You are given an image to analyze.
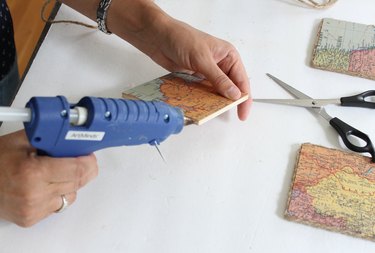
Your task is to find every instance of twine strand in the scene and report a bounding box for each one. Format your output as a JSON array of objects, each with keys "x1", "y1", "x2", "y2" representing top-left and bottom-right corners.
[
  {"x1": 41, "y1": 0, "x2": 97, "y2": 29},
  {"x1": 296, "y1": 0, "x2": 338, "y2": 9}
]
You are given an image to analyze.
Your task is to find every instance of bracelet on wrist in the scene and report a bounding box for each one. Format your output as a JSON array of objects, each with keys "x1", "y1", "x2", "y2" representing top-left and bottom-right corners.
[{"x1": 97, "y1": 0, "x2": 113, "y2": 34}]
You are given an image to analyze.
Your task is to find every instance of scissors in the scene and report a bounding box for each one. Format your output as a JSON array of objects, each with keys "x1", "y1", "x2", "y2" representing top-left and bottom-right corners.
[{"x1": 254, "y1": 73, "x2": 375, "y2": 162}]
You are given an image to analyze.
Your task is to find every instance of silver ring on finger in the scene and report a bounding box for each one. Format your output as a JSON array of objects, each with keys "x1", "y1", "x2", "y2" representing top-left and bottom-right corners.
[{"x1": 55, "y1": 194, "x2": 69, "y2": 213}]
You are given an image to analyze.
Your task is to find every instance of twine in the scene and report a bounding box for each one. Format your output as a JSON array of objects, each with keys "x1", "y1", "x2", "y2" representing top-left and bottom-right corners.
[
  {"x1": 41, "y1": 0, "x2": 97, "y2": 29},
  {"x1": 296, "y1": 0, "x2": 338, "y2": 9}
]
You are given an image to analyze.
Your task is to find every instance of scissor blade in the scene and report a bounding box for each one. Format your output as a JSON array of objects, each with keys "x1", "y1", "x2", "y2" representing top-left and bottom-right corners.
[
  {"x1": 266, "y1": 73, "x2": 312, "y2": 99},
  {"x1": 317, "y1": 107, "x2": 333, "y2": 122},
  {"x1": 265, "y1": 73, "x2": 324, "y2": 116},
  {"x1": 253, "y1": 98, "x2": 341, "y2": 108}
]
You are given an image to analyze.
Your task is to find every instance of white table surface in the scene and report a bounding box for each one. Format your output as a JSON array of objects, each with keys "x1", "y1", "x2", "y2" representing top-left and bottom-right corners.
[{"x1": 1, "y1": 0, "x2": 375, "y2": 252}]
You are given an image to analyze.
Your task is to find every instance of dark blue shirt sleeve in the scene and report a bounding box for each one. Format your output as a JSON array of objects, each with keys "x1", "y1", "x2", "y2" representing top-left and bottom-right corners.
[{"x1": 0, "y1": 0, "x2": 16, "y2": 81}]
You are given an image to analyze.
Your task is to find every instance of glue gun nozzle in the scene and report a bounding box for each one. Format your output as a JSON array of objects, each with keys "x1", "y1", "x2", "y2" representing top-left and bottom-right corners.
[{"x1": 152, "y1": 140, "x2": 166, "y2": 163}]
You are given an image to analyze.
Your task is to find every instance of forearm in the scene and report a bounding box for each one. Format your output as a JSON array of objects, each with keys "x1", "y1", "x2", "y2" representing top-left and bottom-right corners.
[
  {"x1": 60, "y1": 0, "x2": 251, "y2": 120},
  {"x1": 60, "y1": 0, "x2": 171, "y2": 54}
]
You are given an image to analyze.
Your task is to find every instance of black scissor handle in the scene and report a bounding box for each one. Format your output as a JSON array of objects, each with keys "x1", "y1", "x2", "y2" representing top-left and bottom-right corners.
[
  {"x1": 329, "y1": 117, "x2": 375, "y2": 162},
  {"x1": 340, "y1": 90, "x2": 375, "y2": 109}
]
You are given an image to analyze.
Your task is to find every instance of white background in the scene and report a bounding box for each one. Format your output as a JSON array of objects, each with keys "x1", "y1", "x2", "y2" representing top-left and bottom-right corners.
[{"x1": 1, "y1": 0, "x2": 375, "y2": 252}]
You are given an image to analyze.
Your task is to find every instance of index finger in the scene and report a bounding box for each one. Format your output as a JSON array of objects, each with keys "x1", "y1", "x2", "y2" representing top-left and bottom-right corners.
[{"x1": 225, "y1": 59, "x2": 252, "y2": 120}]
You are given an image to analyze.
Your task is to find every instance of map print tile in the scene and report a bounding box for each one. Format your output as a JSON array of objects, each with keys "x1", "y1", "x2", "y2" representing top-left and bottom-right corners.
[
  {"x1": 122, "y1": 72, "x2": 249, "y2": 125},
  {"x1": 285, "y1": 143, "x2": 375, "y2": 241},
  {"x1": 311, "y1": 18, "x2": 375, "y2": 80}
]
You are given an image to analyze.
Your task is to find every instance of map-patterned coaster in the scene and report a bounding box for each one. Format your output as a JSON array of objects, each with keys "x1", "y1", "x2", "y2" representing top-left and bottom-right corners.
[
  {"x1": 311, "y1": 18, "x2": 375, "y2": 80},
  {"x1": 285, "y1": 143, "x2": 375, "y2": 241},
  {"x1": 122, "y1": 72, "x2": 249, "y2": 125}
]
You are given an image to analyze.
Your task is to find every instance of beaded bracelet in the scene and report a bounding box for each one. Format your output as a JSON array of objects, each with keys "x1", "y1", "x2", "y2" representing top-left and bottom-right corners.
[{"x1": 97, "y1": 0, "x2": 113, "y2": 34}]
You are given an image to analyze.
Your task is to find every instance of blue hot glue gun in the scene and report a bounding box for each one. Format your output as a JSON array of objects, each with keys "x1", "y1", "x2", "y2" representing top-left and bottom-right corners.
[{"x1": 0, "y1": 96, "x2": 184, "y2": 157}]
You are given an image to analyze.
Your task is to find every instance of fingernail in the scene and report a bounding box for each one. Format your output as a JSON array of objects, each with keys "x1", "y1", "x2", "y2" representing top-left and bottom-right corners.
[{"x1": 226, "y1": 86, "x2": 241, "y2": 100}]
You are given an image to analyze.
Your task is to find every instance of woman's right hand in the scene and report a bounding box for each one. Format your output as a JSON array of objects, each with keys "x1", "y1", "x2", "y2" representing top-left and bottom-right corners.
[{"x1": 0, "y1": 130, "x2": 98, "y2": 227}]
